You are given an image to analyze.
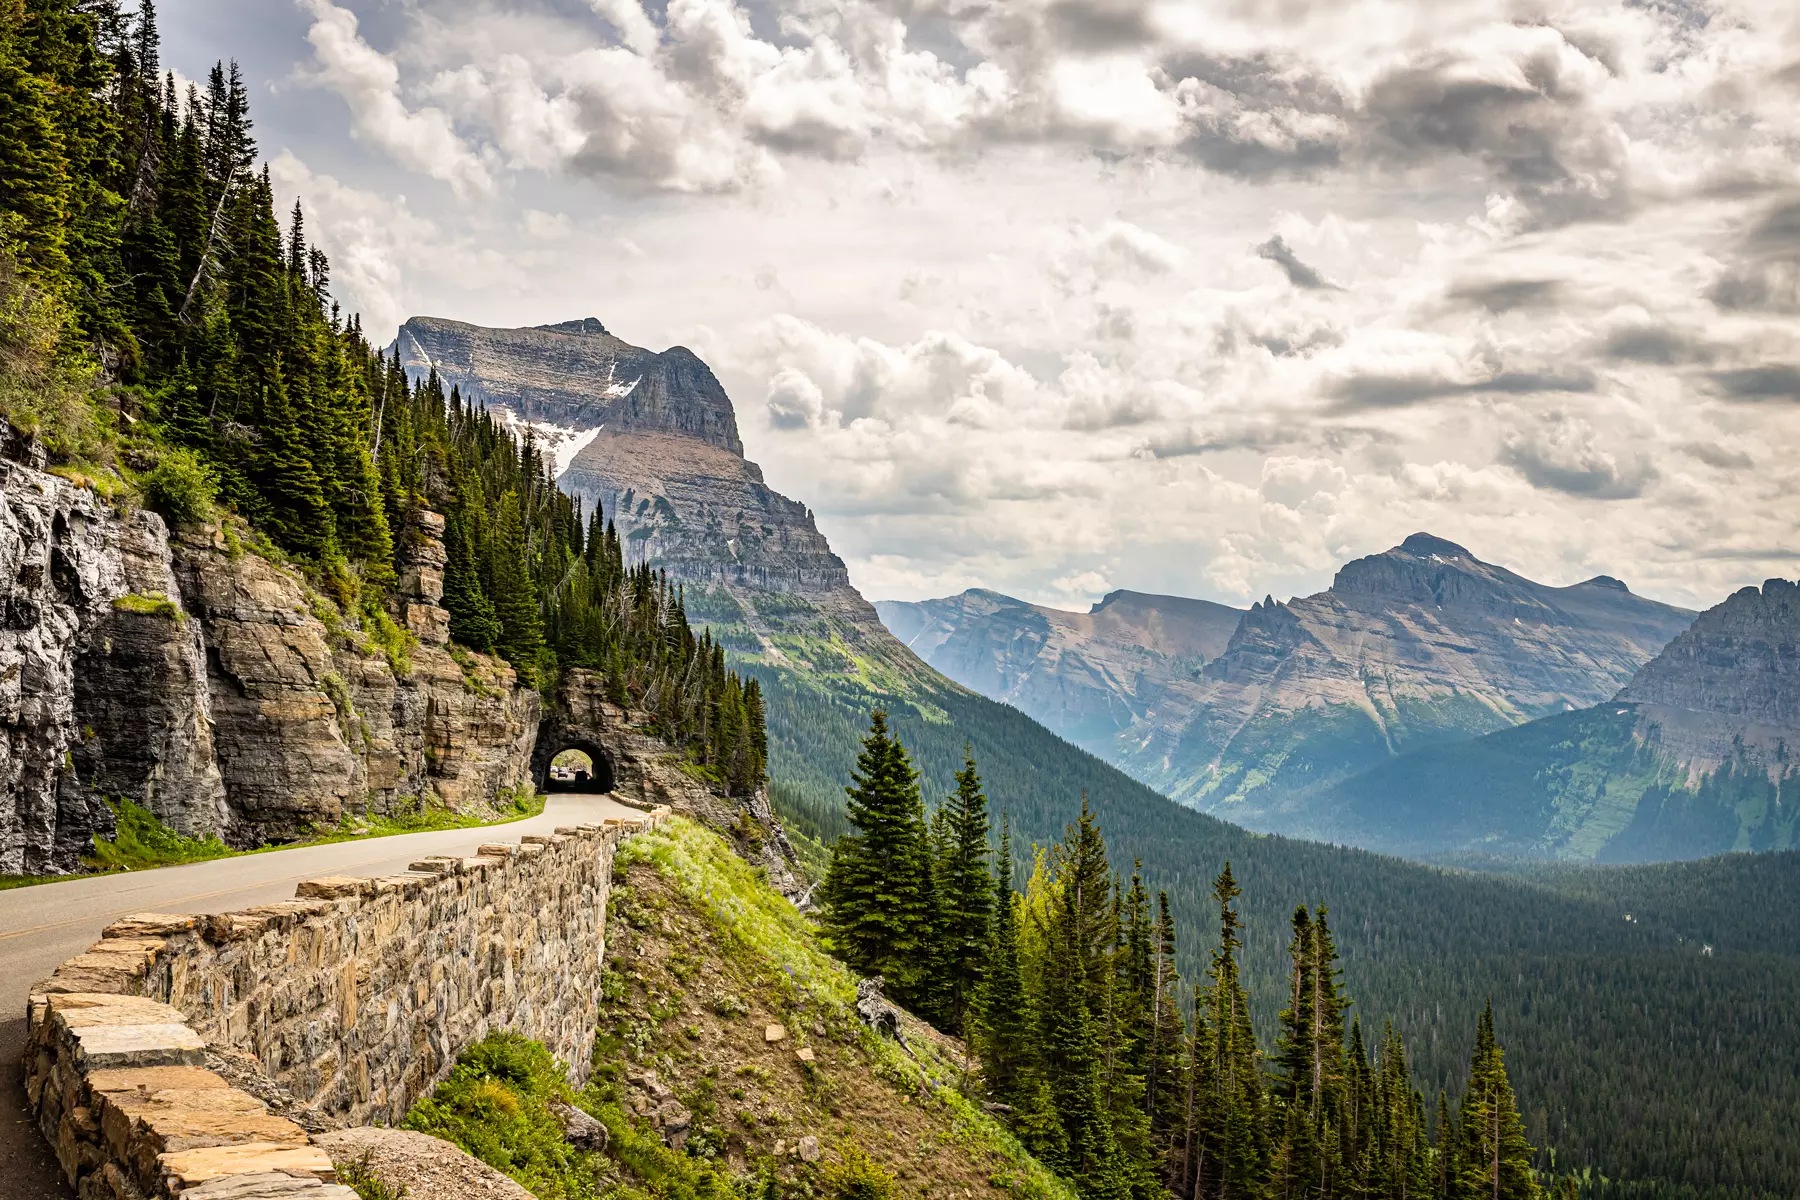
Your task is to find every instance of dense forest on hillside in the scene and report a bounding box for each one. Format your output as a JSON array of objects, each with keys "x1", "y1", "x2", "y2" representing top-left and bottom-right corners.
[
  {"x1": 0, "y1": 0, "x2": 764, "y2": 789},
  {"x1": 754, "y1": 667, "x2": 1800, "y2": 1199},
  {"x1": 819, "y1": 712, "x2": 1543, "y2": 1200}
]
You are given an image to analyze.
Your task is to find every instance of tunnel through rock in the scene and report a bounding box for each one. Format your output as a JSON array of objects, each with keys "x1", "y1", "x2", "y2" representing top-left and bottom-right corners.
[{"x1": 537, "y1": 741, "x2": 616, "y2": 793}]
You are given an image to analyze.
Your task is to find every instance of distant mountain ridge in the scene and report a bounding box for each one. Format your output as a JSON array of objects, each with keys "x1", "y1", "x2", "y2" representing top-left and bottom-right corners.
[
  {"x1": 1306, "y1": 578, "x2": 1800, "y2": 862},
  {"x1": 876, "y1": 588, "x2": 1243, "y2": 746},
  {"x1": 880, "y1": 533, "x2": 1697, "y2": 831}
]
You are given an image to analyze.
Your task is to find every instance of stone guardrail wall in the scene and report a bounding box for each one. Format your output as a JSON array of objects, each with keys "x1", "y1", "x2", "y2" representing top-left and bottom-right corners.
[{"x1": 22, "y1": 807, "x2": 669, "y2": 1199}]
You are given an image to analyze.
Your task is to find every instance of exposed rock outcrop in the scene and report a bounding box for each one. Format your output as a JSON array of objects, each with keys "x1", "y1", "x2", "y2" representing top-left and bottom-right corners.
[
  {"x1": 1619, "y1": 577, "x2": 1800, "y2": 773},
  {"x1": 0, "y1": 445, "x2": 537, "y2": 873},
  {"x1": 0, "y1": 448, "x2": 222, "y2": 874}
]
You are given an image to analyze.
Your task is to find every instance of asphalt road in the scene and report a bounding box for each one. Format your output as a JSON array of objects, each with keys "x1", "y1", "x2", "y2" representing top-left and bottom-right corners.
[{"x1": 0, "y1": 793, "x2": 640, "y2": 1199}]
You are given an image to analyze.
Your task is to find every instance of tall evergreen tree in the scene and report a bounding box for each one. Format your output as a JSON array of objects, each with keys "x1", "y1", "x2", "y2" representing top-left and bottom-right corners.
[
  {"x1": 1455, "y1": 1004, "x2": 1538, "y2": 1200},
  {"x1": 934, "y1": 750, "x2": 994, "y2": 1035},
  {"x1": 819, "y1": 710, "x2": 937, "y2": 1010},
  {"x1": 488, "y1": 488, "x2": 544, "y2": 682}
]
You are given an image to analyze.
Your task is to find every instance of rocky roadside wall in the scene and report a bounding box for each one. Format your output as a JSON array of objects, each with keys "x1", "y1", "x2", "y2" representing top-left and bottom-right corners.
[
  {"x1": 0, "y1": 437, "x2": 537, "y2": 875},
  {"x1": 23, "y1": 807, "x2": 667, "y2": 1198}
]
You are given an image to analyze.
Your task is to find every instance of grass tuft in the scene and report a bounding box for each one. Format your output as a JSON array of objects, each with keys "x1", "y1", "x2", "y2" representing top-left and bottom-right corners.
[
  {"x1": 337, "y1": 1154, "x2": 409, "y2": 1200},
  {"x1": 84, "y1": 798, "x2": 231, "y2": 872},
  {"x1": 110, "y1": 591, "x2": 181, "y2": 620}
]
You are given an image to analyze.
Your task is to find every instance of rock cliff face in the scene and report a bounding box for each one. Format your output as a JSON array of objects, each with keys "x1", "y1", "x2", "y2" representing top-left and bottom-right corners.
[
  {"x1": 0, "y1": 453, "x2": 221, "y2": 872},
  {"x1": 1618, "y1": 578, "x2": 1800, "y2": 771},
  {"x1": 394, "y1": 315, "x2": 921, "y2": 683},
  {"x1": 0, "y1": 445, "x2": 537, "y2": 875},
  {"x1": 397, "y1": 316, "x2": 742, "y2": 455},
  {"x1": 876, "y1": 588, "x2": 1243, "y2": 747}
]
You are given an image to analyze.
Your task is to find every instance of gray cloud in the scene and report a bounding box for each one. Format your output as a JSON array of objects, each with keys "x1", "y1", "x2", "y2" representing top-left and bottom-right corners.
[
  {"x1": 1161, "y1": 50, "x2": 1348, "y2": 178},
  {"x1": 1600, "y1": 324, "x2": 1714, "y2": 365},
  {"x1": 1045, "y1": 0, "x2": 1156, "y2": 53},
  {"x1": 1449, "y1": 278, "x2": 1562, "y2": 313},
  {"x1": 1358, "y1": 43, "x2": 1628, "y2": 226},
  {"x1": 1708, "y1": 196, "x2": 1800, "y2": 311},
  {"x1": 1252, "y1": 327, "x2": 1344, "y2": 357},
  {"x1": 1499, "y1": 422, "x2": 1657, "y2": 500},
  {"x1": 1255, "y1": 234, "x2": 1339, "y2": 290},
  {"x1": 1709, "y1": 364, "x2": 1800, "y2": 401},
  {"x1": 1327, "y1": 368, "x2": 1598, "y2": 412},
  {"x1": 1680, "y1": 442, "x2": 1754, "y2": 470}
]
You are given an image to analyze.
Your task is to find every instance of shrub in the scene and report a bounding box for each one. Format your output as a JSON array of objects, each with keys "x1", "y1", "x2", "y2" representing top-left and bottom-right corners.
[
  {"x1": 822, "y1": 1143, "x2": 896, "y2": 1200},
  {"x1": 336, "y1": 1154, "x2": 408, "y2": 1200},
  {"x1": 403, "y1": 1034, "x2": 598, "y2": 1200},
  {"x1": 139, "y1": 448, "x2": 218, "y2": 528}
]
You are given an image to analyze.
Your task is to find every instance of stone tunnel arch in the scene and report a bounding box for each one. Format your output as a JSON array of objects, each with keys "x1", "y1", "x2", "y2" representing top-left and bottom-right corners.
[{"x1": 532, "y1": 736, "x2": 616, "y2": 794}]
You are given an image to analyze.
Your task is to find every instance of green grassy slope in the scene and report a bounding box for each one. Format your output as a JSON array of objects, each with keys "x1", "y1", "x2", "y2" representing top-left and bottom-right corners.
[
  {"x1": 749, "y1": 660, "x2": 1800, "y2": 1198},
  {"x1": 1307, "y1": 705, "x2": 1800, "y2": 864}
]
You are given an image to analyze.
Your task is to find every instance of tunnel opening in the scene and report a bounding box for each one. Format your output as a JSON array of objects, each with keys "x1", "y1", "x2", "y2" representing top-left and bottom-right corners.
[{"x1": 539, "y1": 742, "x2": 616, "y2": 794}]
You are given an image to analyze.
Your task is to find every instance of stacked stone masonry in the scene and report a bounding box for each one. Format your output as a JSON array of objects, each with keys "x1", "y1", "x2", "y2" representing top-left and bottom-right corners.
[{"x1": 22, "y1": 807, "x2": 669, "y2": 1198}]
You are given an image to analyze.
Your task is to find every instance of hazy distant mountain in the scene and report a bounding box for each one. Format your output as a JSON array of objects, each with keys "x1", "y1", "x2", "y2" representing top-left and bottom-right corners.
[
  {"x1": 877, "y1": 588, "x2": 1243, "y2": 746},
  {"x1": 1120, "y1": 533, "x2": 1696, "y2": 825},
  {"x1": 879, "y1": 534, "x2": 1696, "y2": 830},
  {"x1": 1307, "y1": 578, "x2": 1800, "y2": 863}
]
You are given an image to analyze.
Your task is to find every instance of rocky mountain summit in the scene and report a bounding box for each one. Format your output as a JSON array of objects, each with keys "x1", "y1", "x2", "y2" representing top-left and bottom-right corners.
[
  {"x1": 1305, "y1": 578, "x2": 1800, "y2": 862},
  {"x1": 877, "y1": 588, "x2": 1242, "y2": 747},
  {"x1": 395, "y1": 316, "x2": 923, "y2": 682},
  {"x1": 397, "y1": 316, "x2": 742, "y2": 457}
]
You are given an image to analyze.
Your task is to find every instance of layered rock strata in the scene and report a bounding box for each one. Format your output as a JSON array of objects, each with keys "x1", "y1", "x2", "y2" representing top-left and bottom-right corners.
[
  {"x1": 24, "y1": 810, "x2": 666, "y2": 1198},
  {"x1": 1618, "y1": 578, "x2": 1800, "y2": 774},
  {"x1": 0, "y1": 437, "x2": 538, "y2": 873},
  {"x1": 1117, "y1": 533, "x2": 1696, "y2": 822},
  {"x1": 393, "y1": 315, "x2": 918, "y2": 680}
]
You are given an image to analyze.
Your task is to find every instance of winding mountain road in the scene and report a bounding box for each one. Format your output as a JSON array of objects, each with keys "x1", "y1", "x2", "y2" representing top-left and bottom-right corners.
[{"x1": 0, "y1": 793, "x2": 641, "y2": 1199}]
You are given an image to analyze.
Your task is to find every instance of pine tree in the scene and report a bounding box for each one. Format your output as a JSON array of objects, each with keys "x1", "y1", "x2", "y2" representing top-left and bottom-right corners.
[
  {"x1": 1207, "y1": 863, "x2": 1267, "y2": 1200},
  {"x1": 976, "y1": 817, "x2": 1030, "y2": 1107},
  {"x1": 1042, "y1": 841, "x2": 1130, "y2": 1200},
  {"x1": 442, "y1": 506, "x2": 500, "y2": 652},
  {"x1": 1146, "y1": 891, "x2": 1189, "y2": 1186},
  {"x1": 488, "y1": 488, "x2": 544, "y2": 683},
  {"x1": 934, "y1": 750, "x2": 993, "y2": 1036},
  {"x1": 1454, "y1": 1003, "x2": 1538, "y2": 1200},
  {"x1": 819, "y1": 710, "x2": 937, "y2": 1010}
]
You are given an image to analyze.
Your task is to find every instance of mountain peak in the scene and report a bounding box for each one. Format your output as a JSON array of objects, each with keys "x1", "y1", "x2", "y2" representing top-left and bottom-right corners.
[
  {"x1": 1581, "y1": 575, "x2": 1631, "y2": 593},
  {"x1": 536, "y1": 317, "x2": 610, "y2": 336},
  {"x1": 1398, "y1": 532, "x2": 1472, "y2": 559},
  {"x1": 394, "y1": 315, "x2": 743, "y2": 456}
]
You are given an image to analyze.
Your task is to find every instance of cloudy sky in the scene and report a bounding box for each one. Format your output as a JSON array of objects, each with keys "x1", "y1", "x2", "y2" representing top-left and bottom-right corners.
[{"x1": 160, "y1": 0, "x2": 1800, "y2": 612}]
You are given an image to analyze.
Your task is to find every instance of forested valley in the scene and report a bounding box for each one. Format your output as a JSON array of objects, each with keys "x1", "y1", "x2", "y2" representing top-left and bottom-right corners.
[
  {"x1": 819, "y1": 711, "x2": 1542, "y2": 1200},
  {"x1": 759, "y1": 670, "x2": 1800, "y2": 1199}
]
